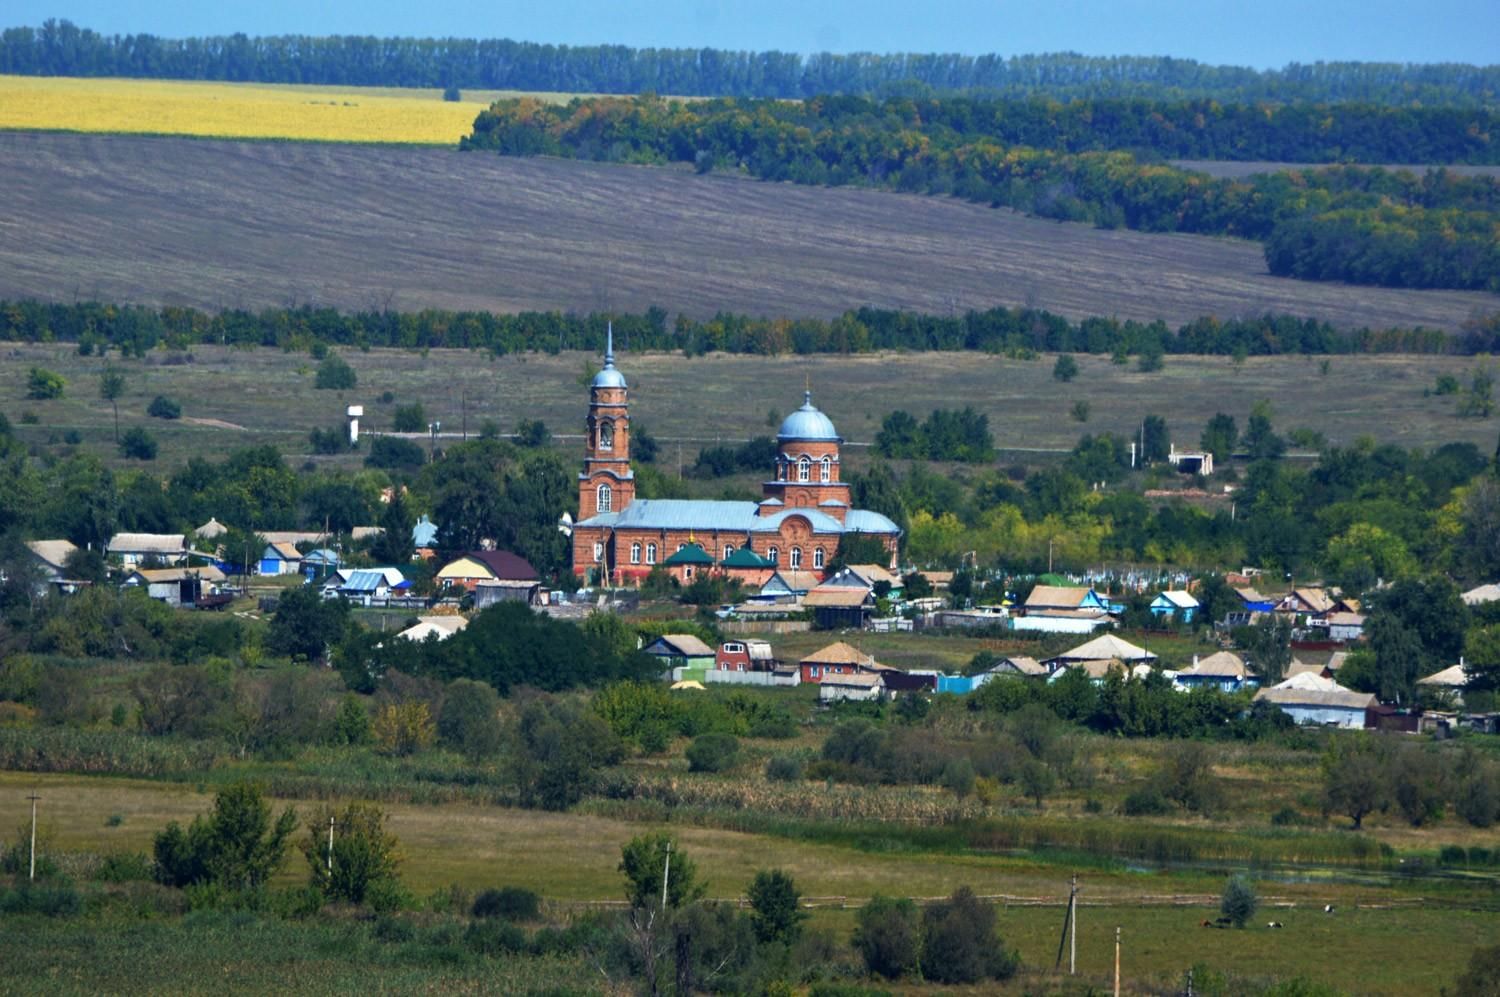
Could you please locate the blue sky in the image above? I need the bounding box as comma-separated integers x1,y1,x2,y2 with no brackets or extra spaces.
7,1,1497,69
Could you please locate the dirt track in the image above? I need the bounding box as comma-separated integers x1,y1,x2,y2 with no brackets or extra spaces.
0,132,1493,328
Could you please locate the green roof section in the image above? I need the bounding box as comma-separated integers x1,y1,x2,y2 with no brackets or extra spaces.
662,543,715,566
721,547,774,569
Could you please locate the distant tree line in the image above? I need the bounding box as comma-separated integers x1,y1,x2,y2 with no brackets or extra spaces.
875,409,994,463
4,20,1499,106
3,299,1496,360
463,95,1500,292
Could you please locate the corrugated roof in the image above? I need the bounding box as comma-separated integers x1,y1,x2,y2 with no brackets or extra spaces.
1025,585,1091,609
1179,651,1247,678
195,518,227,539
1254,686,1376,710
440,550,539,581
27,539,77,570
131,566,226,583
342,570,388,592
1461,584,1500,606
412,515,439,547
577,499,899,536
1052,634,1156,662
1417,663,1469,688
1154,590,1199,608
987,656,1046,676
663,544,715,566
804,587,873,608
801,641,876,667
108,533,187,554
647,634,716,658
821,673,882,688
721,547,774,568
265,542,301,560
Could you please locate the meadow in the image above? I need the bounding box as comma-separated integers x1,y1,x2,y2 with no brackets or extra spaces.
2,131,1496,330
0,75,590,145
3,341,1494,473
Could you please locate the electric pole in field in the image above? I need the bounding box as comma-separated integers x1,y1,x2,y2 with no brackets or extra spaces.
1114,925,1121,997
327,815,335,876
1053,873,1078,975
661,840,672,912
27,791,40,881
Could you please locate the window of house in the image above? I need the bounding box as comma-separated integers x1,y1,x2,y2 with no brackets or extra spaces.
814,547,825,569
797,457,810,483
630,542,641,564
646,543,657,564
599,420,614,451
790,547,802,568
820,456,831,483
597,484,612,513
684,566,694,580
592,542,603,563
767,546,778,565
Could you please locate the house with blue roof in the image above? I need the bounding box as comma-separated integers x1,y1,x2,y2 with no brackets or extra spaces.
1149,590,1200,623
568,328,901,586
412,515,439,553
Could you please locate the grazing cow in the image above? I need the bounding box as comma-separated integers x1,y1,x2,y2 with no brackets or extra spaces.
1323,904,1335,913
1267,921,1284,928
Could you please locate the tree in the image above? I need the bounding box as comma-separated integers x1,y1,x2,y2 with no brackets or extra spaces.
509,696,624,810
1465,624,1500,694
515,419,550,447
315,354,357,390
147,395,182,419
1322,735,1386,829
118,427,157,460
1200,413,1238,460
1236,614,1292,685
1244,399,1285,459
99,365,125,442
1219,876,1258,928
372,701,436,756
153,782,298,891
26,367,65,400
266,584,350,662
686,733,741,773
1141,413,1170,463
365,435,425,470
1052,354,1079,382
1018,758,1056,808
921,885,1019,984
853,895,920,980
437,678,504,760
392,403,426,433
874,410,922,458
620,832,704,911
302,801,401,904
1071,400,1091,422
748,869,805,944
1451,943,1500,997
369,489,415,564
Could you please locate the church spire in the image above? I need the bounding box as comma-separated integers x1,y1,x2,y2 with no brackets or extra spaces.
605,321,615,369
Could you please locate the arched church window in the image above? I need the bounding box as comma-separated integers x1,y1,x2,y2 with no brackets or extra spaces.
767,546,779,565
723,544,734,559
797,457,810,483
630,542,641,564
820,456,831,483
646,543,658,564
599,420,614,451
790,547,803,568
814,547,825,569
597,484,612,513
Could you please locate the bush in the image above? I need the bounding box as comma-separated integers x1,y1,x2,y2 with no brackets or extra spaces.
1122,786,1172,816
852,895,919,980
118,427,158,460
1220,876,1258,928
302,802,401,905
0,882,81,917
94,851,153,882
1053,354,1079,382
442,85,462,102
25,367,65,399
471,886,541,921
392,403,426,433
308,426,349,454
1452,943,1500,997
365,435,426,470
766,754,804,782
686,733,741,773
748,869,805,944
314,354,357,390
147,395,181,419
921,885,1019,984
463,918,527,956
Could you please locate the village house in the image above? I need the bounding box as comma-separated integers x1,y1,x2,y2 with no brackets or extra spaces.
756,569,822,601
798,641,893,684
1417,660,1472,704
1172,651,1256,693
1254,673,1375,729
435,550,539,593
322,567,408,605
122,565,226,608
817,672,885,704
706,640,799,687
412,515,439,557
107,532,189,567
1149,590,1199,623
1461,583,1500,607
803,582,877,630
1324,611,1367,642
1013,585,1115,634
393,615,469,643
569,330,901,585
25,539,83,595
258,541,303,577
642,634,717,681
1043,633,1158,673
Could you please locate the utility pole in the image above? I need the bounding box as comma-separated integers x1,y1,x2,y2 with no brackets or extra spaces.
661,840,672,912
27,791,40,881
326,815,335,876
1114,926,1121,997
461,390,468,441
1069,874,1078,975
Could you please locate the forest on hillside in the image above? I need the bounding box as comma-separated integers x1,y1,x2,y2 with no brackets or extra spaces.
2,20,1498,105
462,96,1500,293
4,299,1496,359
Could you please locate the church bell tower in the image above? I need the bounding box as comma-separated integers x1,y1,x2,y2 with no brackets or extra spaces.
578,325,634,520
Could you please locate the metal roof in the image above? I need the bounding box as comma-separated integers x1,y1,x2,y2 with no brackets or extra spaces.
342,570,388,592
591,325,628,389
777,391,839,442
578,499,898,536
663,543,714,566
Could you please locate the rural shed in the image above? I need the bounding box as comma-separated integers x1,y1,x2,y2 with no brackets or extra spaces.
817,672,884,704
122,565,226,608
258,542,303,576
1253,683,1375,729
107,532,189,567
643,634,717,680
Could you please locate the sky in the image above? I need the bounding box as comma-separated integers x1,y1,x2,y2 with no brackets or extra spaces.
6,1,1498,69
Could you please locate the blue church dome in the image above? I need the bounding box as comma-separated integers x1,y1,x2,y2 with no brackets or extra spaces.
778,391,839,441
591,325,627,389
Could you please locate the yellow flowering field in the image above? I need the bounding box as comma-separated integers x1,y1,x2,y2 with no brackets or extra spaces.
0,75,549,144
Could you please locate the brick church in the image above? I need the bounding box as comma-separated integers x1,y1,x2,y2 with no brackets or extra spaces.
570,331,901,585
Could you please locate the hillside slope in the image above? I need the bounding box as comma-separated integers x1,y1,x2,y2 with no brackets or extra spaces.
0,132,1493,329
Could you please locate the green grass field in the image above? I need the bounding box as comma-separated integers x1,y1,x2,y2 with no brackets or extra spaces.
4,343,1495,473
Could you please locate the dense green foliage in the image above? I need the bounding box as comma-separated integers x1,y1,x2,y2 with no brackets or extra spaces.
153,782,299,891
5,20,1498,105
464,95,1500,291
874,408,994,462
4,298,1496,359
